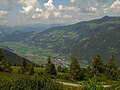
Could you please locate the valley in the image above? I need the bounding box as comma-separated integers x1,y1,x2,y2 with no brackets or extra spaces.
0,16,120,90
0,0,120,89
0,16,120,66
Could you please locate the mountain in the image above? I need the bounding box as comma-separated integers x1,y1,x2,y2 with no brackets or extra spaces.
5,31,36,42
0,31,37,43
0,16,120,66
0,24,65,34
24,16,120,65
0,48,31,65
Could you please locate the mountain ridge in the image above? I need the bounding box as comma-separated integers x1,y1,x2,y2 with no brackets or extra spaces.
0,16,120,66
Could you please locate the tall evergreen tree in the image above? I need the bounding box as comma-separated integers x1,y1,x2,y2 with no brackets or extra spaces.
92,54,104,73
0,49,4,61
105,54,118,80
45,56,57,76
70,56,80,81
107,54,118,70
28,63,35,75
57,65,62,72
20,59,27,74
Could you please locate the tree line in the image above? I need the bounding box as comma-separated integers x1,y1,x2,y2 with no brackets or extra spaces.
45,53,119,81
0,48,119,81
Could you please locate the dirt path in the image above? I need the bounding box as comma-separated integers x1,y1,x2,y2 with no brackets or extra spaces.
59,82,80,87
59,81,112,88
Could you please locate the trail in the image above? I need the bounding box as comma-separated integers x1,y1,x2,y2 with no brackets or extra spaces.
59,82,80,87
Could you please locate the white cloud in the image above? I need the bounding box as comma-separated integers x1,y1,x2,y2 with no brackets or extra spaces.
87,7,97,13
59,5,80,12
63,15,72,18
110,0,120,13
0,0,13,17
32,11,49,19
70,0,77,3
44,0,56,11
53,11,61,18
0,0,119,25
36,8,43,12
43,0,62,19
102,5,109,14
18,0,41,15
0,10,7,17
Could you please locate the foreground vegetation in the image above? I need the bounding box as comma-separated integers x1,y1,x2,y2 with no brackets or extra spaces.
1,48,120,90
0,74,64,90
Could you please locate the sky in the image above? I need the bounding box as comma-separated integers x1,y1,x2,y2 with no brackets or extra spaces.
0,0,120,25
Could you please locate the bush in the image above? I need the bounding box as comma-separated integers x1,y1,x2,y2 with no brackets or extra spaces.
0,75,64,90
56,73,70,81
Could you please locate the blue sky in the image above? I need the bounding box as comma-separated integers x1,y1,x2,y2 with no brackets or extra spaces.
0,0,120,25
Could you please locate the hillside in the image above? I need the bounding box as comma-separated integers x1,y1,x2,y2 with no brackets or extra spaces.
0,16,120,66
24,16,120,65
0,48,31,65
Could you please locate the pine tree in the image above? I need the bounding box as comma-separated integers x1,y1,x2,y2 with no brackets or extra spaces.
20,59,27,74
105,54,118,80
28,64,35,75
0,49,4,61
107,54,117,70
45,56,57,76
57,65,62,72
92,54,104,73
70,56,80,81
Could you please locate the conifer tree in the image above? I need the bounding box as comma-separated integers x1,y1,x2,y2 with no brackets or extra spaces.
57,65,62,72
107,54,117,70
70,56,80,81
105,54,118,80
45,56,57,76
92,54,104,73
0,49,4,61
28,64,35,75
20,59,27,74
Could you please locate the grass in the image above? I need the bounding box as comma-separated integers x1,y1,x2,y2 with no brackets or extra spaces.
34,67,45,73
12,66,45,74
12,66,20,73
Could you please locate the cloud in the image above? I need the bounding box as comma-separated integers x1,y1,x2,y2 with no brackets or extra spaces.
110,0,120,13
43,0,62,19
32,11,49,19
102,5,110,14
31,0,61,20
44,0,56,11
87,7,97,13
59,5,80,12
0,0,13,17
62,15,72,18
18,0,41,15
70,0,77,3
0,0,13,11
0,0,118,25
0,10,7,17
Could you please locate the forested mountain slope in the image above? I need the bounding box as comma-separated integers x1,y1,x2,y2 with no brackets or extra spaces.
24,16,120,64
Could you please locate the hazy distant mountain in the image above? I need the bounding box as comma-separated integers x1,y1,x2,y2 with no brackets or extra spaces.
0,24,65,34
